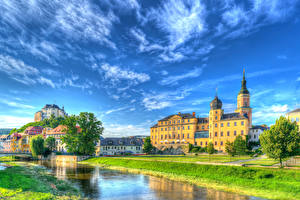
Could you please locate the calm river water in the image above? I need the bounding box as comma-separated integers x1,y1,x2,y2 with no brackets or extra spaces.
31,160,264,200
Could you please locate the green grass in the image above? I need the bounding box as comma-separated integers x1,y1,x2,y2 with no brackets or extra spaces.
0,163,82,199
114,154,252,163
82,157,300,200
242,158,279,166
0,156,16,162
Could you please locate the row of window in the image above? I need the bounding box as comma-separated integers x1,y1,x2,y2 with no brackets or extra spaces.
102,146,141,150
160,119,191,125
215,121,244,128
195,141,224,146
212,130,244,137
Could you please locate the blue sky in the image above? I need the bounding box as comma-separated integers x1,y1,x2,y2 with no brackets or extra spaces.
0,0,299,137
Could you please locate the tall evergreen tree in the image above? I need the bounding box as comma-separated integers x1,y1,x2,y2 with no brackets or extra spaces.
143,137,153,154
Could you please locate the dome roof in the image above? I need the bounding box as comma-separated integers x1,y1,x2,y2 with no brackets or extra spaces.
210,96,222,110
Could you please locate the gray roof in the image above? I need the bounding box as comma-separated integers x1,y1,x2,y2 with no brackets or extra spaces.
287,108,300,114
101,137,144,146
197,117,208,124
221,112,248,120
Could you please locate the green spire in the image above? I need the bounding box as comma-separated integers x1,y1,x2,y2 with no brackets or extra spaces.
239,68,249,95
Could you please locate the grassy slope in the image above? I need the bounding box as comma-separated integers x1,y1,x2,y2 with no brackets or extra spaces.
115,155,252,163
82,157,300,200
0,163,82,200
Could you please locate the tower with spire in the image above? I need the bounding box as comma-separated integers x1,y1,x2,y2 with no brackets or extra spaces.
235,69,252,127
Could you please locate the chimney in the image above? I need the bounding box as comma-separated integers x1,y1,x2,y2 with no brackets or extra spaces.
192,112,196,117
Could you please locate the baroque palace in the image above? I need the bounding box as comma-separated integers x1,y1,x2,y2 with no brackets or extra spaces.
150,70,252,152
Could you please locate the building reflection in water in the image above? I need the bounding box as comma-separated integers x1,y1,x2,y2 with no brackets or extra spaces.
37,161,262,200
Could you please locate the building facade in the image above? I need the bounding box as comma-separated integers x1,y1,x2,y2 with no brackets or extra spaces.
150,70,252,152
0,129,13,135
100,137,144,156
34,104,67,122
286,108,300,130
45,125,68,153
248,125,269,143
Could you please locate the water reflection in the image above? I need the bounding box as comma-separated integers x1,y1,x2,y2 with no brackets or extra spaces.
36,161,263,200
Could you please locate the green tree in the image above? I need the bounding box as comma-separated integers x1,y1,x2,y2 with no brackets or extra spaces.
30,135,45,158
45,137,56,152
62,112,104,155
225,141,236,157
143,137,153,154
233,135,247,155
9,128,17,135
260,116,300,167
188,143,194,152
207,142,215,161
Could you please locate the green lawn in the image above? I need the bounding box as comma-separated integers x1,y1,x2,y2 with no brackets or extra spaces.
82,157,300,200
242,158,279,166
0,163,82,200
115,154,252,163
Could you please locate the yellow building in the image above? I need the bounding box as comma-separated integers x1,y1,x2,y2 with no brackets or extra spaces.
150,70,252,152
286,108,300,130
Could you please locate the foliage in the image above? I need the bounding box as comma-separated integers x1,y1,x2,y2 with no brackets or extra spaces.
30,135,45,158
45,137,56,152
260,116,300,167
207,142,215,155
84,157,300,200
234,135,247,155
188,143,194,152
143,137,153,154
225,141,236,157
9,128,17,135
61,112,104,155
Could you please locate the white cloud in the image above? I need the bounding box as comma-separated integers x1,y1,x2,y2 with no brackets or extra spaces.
222,6,248,27
54,1,118,49
0,100,35,109
100,63,150,86
102,123,149,137
42,68,60,77
277,55,287,60
253,104,289,125
159,67,204,86
297,77,300,82
105,106,128,115
148,0,206,49
38,77,56,88
161,70,168,76
0,115,33,128
0,54,39,85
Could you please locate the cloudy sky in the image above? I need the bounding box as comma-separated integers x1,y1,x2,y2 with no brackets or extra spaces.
0,0,299,137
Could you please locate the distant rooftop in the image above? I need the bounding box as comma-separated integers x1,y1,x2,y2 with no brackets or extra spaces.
287,108,300,114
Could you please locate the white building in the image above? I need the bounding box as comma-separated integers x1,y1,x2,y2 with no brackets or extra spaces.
34,104,67,122
100,137,144,156
249,125,269,142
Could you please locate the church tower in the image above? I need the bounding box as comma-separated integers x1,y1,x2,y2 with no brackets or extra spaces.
209,95,223,140
235,69,252,128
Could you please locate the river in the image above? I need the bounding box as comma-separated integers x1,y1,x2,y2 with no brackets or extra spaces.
26,160,263,200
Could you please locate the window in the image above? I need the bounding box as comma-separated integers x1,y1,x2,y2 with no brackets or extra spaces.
187,134,189,138
227,122,230,127
200,142,203,146
165,122,167,125
215,116,218,120
205,142,208,145
215,141,217,145
188,126,190,130
178,127,180,130
215,123,218,127
234,131,237,136
161,128,163,131
297,118,299,122
173,127,175,131
165,135,167,139
254,135,256,139
161,135,163,139
241,130,244,135
221,123,223,127
183,134,185,138
215,111,218,114
215,132,217,137
227,131,230,136
182,120,185,123
178,120,180,123
188,119,190,122
234,122,237,126
207,125,209,129
152,136,153,139
195,142,197,145
173,120,175,124
182,126,185,130
221,132,223,137
241,121,244,125
202,125,204,129
165,128,167,131
221,141,223,146
178,134,180,138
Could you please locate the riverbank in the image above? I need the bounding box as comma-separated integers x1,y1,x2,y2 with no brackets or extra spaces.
0,161,83,199
82,157,300,200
